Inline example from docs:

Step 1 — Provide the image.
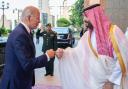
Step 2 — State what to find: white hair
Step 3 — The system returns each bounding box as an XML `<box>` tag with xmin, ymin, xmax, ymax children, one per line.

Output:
<box><xmin>20</xmin><ymin>6</ymin><xmax>39</xmax><ymax>21</ymax></box>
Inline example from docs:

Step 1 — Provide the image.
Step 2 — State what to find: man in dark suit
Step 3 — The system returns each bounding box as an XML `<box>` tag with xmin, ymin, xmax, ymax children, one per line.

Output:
<box><xmin>40</xmin><ymin>23</ymin><xmax>57</xmax><ymax>76</ymax></box>
<box><xmin>0</xmin><ymin>6</ymin><xmax>55</xmax><ymax>89</ymax></box>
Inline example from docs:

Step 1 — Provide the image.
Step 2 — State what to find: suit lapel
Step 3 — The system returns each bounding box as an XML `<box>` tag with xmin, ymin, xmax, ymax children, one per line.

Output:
<box><xmin>19</xmin><ymin>23</ymin><xmax>36</xmax><ymax>56</ymax></box>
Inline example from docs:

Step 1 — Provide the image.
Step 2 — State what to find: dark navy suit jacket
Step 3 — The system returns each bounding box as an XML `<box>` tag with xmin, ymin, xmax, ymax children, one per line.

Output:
<box><xmin>0</xmin><ymin>23</ymin><xmax>48</xmax><ymax>89</ymax></box>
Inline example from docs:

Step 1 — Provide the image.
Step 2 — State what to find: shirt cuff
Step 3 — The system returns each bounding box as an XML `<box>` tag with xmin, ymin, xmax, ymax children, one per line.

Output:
<box><xmin>45</xmin><ymin>52</ymin><xmax>50</xmax><ymax>61</ymax></box>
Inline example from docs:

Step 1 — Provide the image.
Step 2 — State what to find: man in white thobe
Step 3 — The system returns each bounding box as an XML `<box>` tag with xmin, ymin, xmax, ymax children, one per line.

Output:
<box><xmin>56</xmin><ymin>3</ymin><xmax>128</xmax><ymax>89</ymax></box>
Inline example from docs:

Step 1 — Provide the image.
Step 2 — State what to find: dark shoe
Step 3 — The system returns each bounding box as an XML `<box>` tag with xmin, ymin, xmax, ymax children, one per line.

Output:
<box><xmin>50</xmin><ymin>74</ymin><xmax>54</xmax><ymax>76</ymax></box>
<box><xmin>44</xmin><ymin>73</ymin><xmax>49</xmax><ymax>76</ymax></box>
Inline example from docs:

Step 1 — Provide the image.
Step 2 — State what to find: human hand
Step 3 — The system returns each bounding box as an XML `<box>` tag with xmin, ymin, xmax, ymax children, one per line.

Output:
<box><xmin>102</xmin><ymin>80</ymin><xmax>113</xmax><ymax>89</ymax></box>
<box><xmin>46</xmin><ymin>49</ymin><xmax>55</xmax><ymax>58</ymax></box>
<box><xmin>55</xmin><ymin>48</ymin><xmax>64</xmax><ymax>59</ymax></box>
<box><xmin>39</xmin><ymin>23</ymin><xmax>44</xmax><ymax>32</ymax></box>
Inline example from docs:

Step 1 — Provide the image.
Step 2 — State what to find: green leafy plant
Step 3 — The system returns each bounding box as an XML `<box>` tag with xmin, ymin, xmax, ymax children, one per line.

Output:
<box><xmin>6</xmin><ymin>29</ymin><xmax>12</xmax><ymax>33</ymax></box>
<box><xmin>57</xmin><ymin>18</ymin><xmax>71</xmax><ymax>27</ymax></box>
<box><xmin>0</xmin><ymin>27</ymin><xmax>11</xmax><ymax>36</ymax></box>
<box><xmin>69</xmin><ymin>0</ymin><xmax>84</xmax><ymax>27</ymax></box>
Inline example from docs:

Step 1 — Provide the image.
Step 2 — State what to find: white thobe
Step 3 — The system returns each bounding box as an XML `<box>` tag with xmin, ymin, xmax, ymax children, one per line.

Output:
<box><xmin>91</xmin><ymin>30</ymin><xmax>122</xmax><ymax>87</ymax></box>
<box><xmin>125</xmin><ymin>29</ymin><xmax>128</xmax><ymax>39</ymax></box>
<box><xmin>59</xmin><ymin>29</ymin><xmax>123</xmax><ymax>89</ymax></box>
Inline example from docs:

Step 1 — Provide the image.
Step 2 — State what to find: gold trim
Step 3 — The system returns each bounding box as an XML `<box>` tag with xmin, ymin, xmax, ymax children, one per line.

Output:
<box><xmin>88</xmin><ymin>32</ymin><xmax>98</xmax><ymax>58</ymax></box>
<box><xmin>109</xmin><ymin>25</ymin><xmax>126</xmax><ymax>76</ymax></box>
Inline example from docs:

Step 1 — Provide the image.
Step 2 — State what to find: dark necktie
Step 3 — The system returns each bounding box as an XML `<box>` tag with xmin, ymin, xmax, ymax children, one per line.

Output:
<box><xmin>30</xmin><ymin>32</ymin><xmax>33</xmax><ymax>40</ymax></box>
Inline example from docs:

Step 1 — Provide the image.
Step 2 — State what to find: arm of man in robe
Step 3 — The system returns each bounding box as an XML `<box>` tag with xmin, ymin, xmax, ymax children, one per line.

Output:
<box><xmin>103</xmin><ymin>52</ymin><xmax>122</xmax><ymax>89</ymax></box>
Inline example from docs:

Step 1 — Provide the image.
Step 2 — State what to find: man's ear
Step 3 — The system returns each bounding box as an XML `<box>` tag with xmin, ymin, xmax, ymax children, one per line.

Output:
<box><xmin>28</xmin><ymin>15</ymin><xmax>31</xmax><ymax>21</ymax></box>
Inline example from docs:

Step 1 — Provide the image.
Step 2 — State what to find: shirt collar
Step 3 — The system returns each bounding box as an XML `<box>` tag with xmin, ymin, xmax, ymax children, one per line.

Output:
<box><xmin>20</xmin><ymin>21</ymin><xmax>31</xmax><ymax>34</ymax></box>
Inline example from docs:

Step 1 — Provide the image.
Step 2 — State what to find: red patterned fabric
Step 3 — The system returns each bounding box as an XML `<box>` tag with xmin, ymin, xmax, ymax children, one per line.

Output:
<box><xmin>84</xmin><ymin>5</ymin><xmax>113</xmax><ymax>58</ymax></box>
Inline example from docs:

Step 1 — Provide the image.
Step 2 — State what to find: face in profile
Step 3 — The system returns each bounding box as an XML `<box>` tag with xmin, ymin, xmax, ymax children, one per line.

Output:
<box><xmin>29</xmin><ymin>11</ymin><xmax>40</xmax><ymax>29</ymax></box>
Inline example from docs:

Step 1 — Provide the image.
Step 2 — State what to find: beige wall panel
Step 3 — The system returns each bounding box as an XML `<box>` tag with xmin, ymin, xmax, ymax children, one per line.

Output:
<box><xmin>84</xmin><ymin>0</ymin><xmax>128</xmax><ymax>31</ymax></box>
<box><xmin>105</xmin><ymin>0</ymin><xmax>128</xmax><ymax>31</ymax></box>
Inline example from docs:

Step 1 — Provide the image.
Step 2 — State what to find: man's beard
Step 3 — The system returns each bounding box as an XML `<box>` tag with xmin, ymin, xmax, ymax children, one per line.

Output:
<box><xmin>83</xmin><ymin>27</ymin><xmax>88</xmax><ymax>33</ymax></box>
<box><xmin>86</xmin><ymin>21</ymin><xmax>93</xmax><ymax>30</ymax></box>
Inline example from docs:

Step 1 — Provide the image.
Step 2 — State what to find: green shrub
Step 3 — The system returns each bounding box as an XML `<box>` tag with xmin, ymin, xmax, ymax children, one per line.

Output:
<box><xmin>7</xmin><ymin>29</ymin><xmax>12</xmax><ymax>33</ymax></box>
<box><xmin>0</xmin><ymin>27</ymin><xmax>11</xmax><ymax>36</ymax></box>
<box><xmin>57</xmin><ymin>18</ymin><xmax>70</xmax><ymax>27</ymax></box>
